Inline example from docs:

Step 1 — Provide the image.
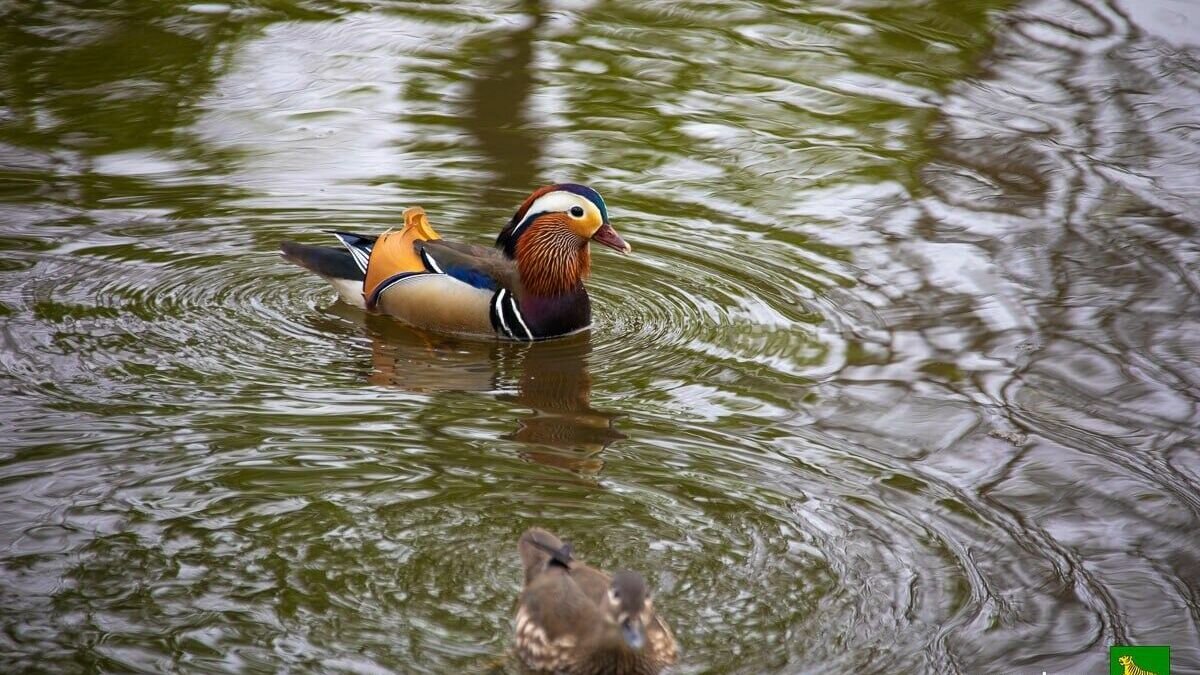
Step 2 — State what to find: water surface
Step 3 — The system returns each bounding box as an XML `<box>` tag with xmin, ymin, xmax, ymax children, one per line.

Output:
<box><xmin>1</xmin><ymin>0</ymin><xmax>1198</xmax><ymax>672</ymax></box>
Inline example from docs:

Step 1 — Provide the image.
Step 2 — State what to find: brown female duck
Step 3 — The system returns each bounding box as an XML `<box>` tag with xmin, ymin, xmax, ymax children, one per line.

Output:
<box><xmin>515</xmin><ymin>528</ymin><xmax>677</xmax><ymax>674</ymax></box>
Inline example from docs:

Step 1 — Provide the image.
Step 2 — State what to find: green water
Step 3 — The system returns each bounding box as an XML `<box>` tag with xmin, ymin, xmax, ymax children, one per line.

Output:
<box><xmin>2</xmin><ymin>0</ymin><xmax>1199</xmax><ymax>672</ymax></box>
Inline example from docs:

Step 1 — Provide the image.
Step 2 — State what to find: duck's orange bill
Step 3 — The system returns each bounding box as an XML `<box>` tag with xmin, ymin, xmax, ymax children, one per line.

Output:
<box><xmin>591</xmin><ymin>222</ymin><xmax>631</xmax><ymax>254</ymax></box>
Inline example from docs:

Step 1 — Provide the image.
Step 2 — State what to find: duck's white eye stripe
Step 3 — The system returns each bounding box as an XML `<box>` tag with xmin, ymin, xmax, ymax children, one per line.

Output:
<box><xmin>511</xmin><ymin>192</ymin><xmax>588</xmax><ymax>239</ymax></box>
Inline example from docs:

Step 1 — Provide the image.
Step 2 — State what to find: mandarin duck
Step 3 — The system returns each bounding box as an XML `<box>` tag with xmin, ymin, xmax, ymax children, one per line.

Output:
<box><xmin>280</xmin><ymin>184</ymin><xmax>629</xmax><ymax>340</ymax></box>
<box><xmin>515</xmin><ymin>528</ymin><xmax>678</xmax><ymax>674</ymax></box>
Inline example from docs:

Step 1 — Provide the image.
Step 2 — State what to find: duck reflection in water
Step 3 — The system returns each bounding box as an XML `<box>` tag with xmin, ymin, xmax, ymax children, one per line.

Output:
<box><xmin>349</xmin><ymin>308</ymin><xmax>625</xmax><ymax>474</ymax></box>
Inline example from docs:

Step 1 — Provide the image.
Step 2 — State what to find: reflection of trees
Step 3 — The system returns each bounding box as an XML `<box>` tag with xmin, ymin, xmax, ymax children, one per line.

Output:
<box><xmin>0</xmin><ymin>1</ymin><xmax>264</xmax><ymax>220</ymax></box>
<box><xmin>458</xmin><ymin>0</ymin><xmax>544</xmax><ymax>215</ymax></box>
<box><xmin>0</xmin><ymin>1</ymin><xmax>250</xmax><ymax>154</ymax></box>
<box><xmin>811</xmin><ymin>0</ymin><xmax>1200</xmax><ymax>669</ymax></box>
<box><xmin>545</xmin><ymin>0</ymin><xmax>1018</xmax><ymax>204</ymax></box>
<box><xmin>908</xmin><ymin>0</ymin><xmax>1200</xmax><ymax>438</ymax></box>
<box><xmin>463</xmin><ymin>0</ymin><xmax>543</xmax><ymax>185</ymax></box>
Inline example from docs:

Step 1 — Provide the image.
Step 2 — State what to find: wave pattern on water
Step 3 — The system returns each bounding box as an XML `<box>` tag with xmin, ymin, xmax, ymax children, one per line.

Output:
<box><xmin>0</xmin><ymin>0</ymin><xmax>1198</xmax><ymax>673</ymax></box>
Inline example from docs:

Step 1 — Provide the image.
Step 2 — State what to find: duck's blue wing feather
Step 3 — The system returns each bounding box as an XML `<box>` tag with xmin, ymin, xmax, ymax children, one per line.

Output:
<box><xmin>418</xmin><ymin>240</ymin><xmax>514</xmax><ymax>292</ymax></box>
<box><xmin>445</xmin><ymin>265</ymin><xmax>499</xmax><ymax>290</ymax></box>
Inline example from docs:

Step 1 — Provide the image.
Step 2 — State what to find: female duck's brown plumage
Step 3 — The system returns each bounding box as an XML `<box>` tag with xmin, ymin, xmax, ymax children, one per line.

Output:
<box><xmin>515</xmin><ymin>528</ymin><xmax>678</xmax><ymax>674</ymax></box>
<box><xmin>280</xmin><ymin>184</ymin><xmax>630</xmax><ymax>340</ymax></box>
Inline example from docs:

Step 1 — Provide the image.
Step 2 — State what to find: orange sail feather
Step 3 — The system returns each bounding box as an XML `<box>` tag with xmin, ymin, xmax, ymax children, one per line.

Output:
<box><xmin>363</xmin><ymin>207</ymin><xmax>441</xmax><ymax>300</ymax></box>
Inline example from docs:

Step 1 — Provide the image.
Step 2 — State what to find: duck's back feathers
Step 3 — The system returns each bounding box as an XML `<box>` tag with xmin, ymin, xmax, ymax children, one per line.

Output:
<box><xmin>519</xmin><ymin>528</ymin><xmax>576</xmax><ymax>583</ymax></box>
<box><xmin>517</xmin><ymin>530</ymin><xmax>610</xmax><ymax>672</ymax></box>
<box><xmin>281</xmin><ymin>214</ymin><xmax>530</xmax><ymax>337</ymax></box>
<box><xmin>341</xmin><ymin>208</ymin><xmax>492</xmax><ymax>335</ymax></box>
<box><xmin>418</xmin><ymin>239</ymin><xmax>517</xmax><ymax>292</ymax></box>
<box><xmin>328</xmin><ymin>231</ymin><xmax>377</xmax><ymax>275</ymax></box>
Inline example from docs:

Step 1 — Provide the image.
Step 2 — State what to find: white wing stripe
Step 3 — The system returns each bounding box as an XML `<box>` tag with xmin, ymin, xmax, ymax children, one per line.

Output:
<box><xmin>420</xmin><ymin>249</ymin><xmax>444</xmax><ymax>274</ymax></box>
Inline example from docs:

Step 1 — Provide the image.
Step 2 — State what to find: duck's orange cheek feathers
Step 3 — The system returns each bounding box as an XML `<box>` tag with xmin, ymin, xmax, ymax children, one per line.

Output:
<box><xmin>567</xmin><ymin>210</ymin><xmax>604</xmax><ymax>240</ymax></box>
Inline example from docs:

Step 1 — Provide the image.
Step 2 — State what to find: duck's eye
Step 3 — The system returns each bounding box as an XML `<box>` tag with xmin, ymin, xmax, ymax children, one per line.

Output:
<box><xmin>569</xmin><ymin>206</ymin><xmax>585</xmax><ymax>218</ymax></box>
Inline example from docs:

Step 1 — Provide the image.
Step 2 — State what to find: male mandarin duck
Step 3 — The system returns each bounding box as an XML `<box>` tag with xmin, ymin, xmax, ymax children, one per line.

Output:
<box><xmin>516</xmin><ymin>528</ymin><xmax>678</xmax><ymax>674</ymax></box>
<box><xmin>280</xmin><ymin>184</ymin><xmax>630</xmax><ymax>340</ymax></box>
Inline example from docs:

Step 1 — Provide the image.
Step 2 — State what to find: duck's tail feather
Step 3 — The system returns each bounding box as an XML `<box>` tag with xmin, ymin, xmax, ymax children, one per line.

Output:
<box><xmin>280</xmin><ymin>241</ymin><xmax>365</xmax><ymax>281</ymax></box>
<box><xmin>519</xmin><ymin>528</ymin><xmax>576</xmax><ymax>584</ymax></box>
<box><xmin>329</xmin><ymin>231</ymin><xmax>377</xmax><ymax>275</ymax></box>
<box><xmin>280</xmin><ymin>240</ymin><xmax>367</xmax><ymax>308</ymax></box>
